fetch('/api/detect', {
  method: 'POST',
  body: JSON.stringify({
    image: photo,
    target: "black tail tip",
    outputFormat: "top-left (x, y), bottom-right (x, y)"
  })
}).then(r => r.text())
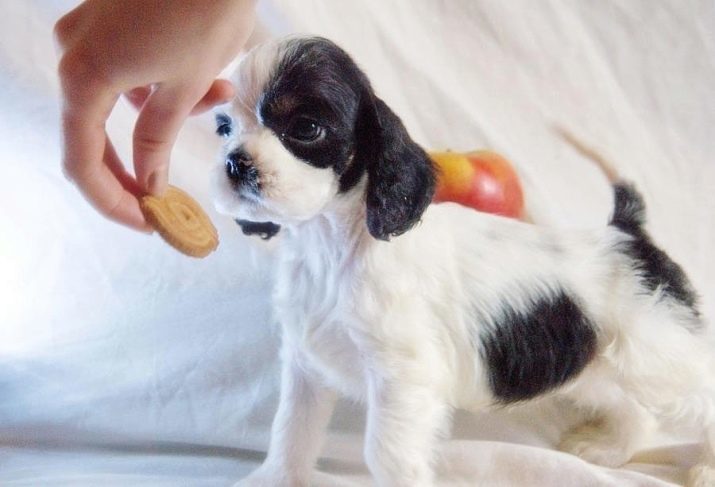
top-left (610, 183), bottom-right (646, 234)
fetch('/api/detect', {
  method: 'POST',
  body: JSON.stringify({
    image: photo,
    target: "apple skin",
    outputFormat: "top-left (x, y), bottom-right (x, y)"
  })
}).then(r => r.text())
top-left (429, 150), bottom-right (524, 219)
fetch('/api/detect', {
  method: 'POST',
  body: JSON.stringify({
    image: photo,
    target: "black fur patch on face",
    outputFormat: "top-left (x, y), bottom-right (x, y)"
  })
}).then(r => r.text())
top-left (257, 37), bottom-right (435, 240)
top-left (609, 183), bottom-right (700, 317)
top-left (235, 219), bottom-right (281, 240)
top-left (258, 37), bottom-right (367, 191)
top-left (480, 289), bottom-right (597, 404)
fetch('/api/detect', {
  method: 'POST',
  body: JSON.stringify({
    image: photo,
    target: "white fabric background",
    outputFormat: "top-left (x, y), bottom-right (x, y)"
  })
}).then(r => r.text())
top-left (1, 1), bottom-right (713, 485)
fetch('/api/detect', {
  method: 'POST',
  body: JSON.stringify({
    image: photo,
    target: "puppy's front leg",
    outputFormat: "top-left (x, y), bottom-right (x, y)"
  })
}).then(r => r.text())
top-left (364, 368), bottom-right (449, 487)
top-left (238, 347), bottom-right (337, 487)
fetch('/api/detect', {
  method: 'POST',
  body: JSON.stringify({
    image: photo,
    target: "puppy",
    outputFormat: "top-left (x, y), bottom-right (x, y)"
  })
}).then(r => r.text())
top-left (213, 36), bottom-right (715, 487)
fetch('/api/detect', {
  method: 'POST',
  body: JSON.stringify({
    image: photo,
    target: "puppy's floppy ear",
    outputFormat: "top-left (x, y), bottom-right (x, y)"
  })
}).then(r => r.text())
top-left (355, 95), bottom-right (436, 241)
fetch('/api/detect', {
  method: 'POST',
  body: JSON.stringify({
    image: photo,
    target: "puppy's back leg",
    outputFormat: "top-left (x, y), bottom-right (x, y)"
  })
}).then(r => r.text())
top-left (558, 364), bottom-right (657, 468)
top-left (603, 306), bottom-right (715, 486)
top-left (688, 422), bottom-right (715, 487)
top-left (658, 387), bottom-right (715, 487)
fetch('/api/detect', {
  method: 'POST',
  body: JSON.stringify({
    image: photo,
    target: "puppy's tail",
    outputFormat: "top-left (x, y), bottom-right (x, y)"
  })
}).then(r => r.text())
top-left (567, 132), bottom-right (705, 322)
top-left (609, 183), bottom-right (647, 235)
top-left (553, 126), bottom-right (647, 235)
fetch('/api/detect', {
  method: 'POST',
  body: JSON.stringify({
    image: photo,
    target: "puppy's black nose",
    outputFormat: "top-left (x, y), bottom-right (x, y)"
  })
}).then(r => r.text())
top-left (225, 146), bottom-right (258, 186)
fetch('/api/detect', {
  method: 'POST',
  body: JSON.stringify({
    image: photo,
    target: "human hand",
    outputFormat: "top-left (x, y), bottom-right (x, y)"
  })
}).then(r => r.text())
top-left (54, 0), bottom-right (255, 231)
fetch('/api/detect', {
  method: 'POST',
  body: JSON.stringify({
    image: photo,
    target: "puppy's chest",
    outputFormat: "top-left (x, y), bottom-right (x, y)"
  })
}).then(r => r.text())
top-left (274, 253), bottom-right (366, 397)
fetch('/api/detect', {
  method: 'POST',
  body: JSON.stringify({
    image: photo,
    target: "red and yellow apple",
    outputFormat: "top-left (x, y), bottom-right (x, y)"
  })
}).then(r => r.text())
top-left (429, 150), bottom-right (524, 219)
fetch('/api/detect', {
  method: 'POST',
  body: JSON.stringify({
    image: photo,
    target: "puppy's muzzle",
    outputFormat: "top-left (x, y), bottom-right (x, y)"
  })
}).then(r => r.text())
top-left (226, 146), bottom-right (260, 195)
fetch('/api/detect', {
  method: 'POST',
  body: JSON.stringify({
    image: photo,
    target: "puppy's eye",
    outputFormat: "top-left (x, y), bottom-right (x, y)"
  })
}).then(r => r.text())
top-left (285, 117), bottom-right (325, 143)
top-left (215, 113), bottom-right (233, 137)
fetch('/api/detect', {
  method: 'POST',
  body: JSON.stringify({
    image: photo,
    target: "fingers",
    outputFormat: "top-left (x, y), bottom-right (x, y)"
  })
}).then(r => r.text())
top-left (59, 53), bottom-right (150, 231)
top-left (67, 131), bottom-right (151, 232)
top-left (124, 86), bottom-right (152, 111)
top-left (103, 137), bottom-right (145, 198)
top-left (132, 83), bottom-right (201, 196)
top-left (54, 0), bottom-right (254, 233)
top-left (60, 71), bottom-right (231, 232)
top-left (53, 1), bottom-right (86, 48)
top-left (189, 79), bottom-right (235, 115)
top-left (124, 80), bottom-right (233, 115)
top-left (99, 140), bottom-right (153, 231)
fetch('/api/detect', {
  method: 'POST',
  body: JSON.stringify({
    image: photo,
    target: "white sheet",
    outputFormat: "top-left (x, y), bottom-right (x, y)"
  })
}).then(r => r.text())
top-left (1, 0), bottom-right (713, 485)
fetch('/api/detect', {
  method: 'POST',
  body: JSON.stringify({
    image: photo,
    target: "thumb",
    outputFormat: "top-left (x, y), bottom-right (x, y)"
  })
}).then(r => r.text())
top-left (133, 83), bottom-right (203, 195)
top-left (189, 79), bottom-right (235, 115)
top-left (124, 85), bottom-right (152, 111)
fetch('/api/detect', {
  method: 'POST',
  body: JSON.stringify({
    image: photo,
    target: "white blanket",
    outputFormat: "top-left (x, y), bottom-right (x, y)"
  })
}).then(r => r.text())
top-left (1, 0), bottom-right (713, 485)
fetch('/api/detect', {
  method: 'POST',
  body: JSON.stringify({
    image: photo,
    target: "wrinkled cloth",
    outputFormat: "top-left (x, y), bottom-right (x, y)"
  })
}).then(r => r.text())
top-left (1, 0), bottom-right (713, 485)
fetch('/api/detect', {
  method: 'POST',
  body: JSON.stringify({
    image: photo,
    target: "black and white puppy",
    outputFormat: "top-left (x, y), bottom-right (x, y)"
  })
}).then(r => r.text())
top-left (213, 36), bottom-right (715, 487)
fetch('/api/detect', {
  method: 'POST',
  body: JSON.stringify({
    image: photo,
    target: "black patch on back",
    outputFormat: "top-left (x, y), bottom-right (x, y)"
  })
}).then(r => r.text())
top-left (617, 233), bottom-right (700, 313)
top-left (609, 183), bottom-right (700, 315)
top-left (480, 289), bottom-right (597, 403)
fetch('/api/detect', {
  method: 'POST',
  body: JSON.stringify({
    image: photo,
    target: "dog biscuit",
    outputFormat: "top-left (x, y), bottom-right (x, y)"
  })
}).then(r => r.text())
top-left (140, 185), bottom-right (219, 258)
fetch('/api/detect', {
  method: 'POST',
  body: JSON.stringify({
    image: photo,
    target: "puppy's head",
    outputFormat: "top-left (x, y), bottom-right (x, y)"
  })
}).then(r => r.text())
top-left (213, 36), bottom-right (435, 240)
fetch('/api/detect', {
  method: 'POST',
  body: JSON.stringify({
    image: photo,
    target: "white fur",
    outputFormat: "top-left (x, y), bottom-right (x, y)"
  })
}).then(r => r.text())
top-left (213, 127), bottom-right (338, 223)
top-left (217, 38), bottom-right (715, 487)
top-left (213, 40), bottom-right (339, 226)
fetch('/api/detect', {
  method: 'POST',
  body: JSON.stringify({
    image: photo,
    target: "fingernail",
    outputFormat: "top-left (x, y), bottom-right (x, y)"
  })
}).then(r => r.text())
top-left (147, 166), bottom-right (169, 196)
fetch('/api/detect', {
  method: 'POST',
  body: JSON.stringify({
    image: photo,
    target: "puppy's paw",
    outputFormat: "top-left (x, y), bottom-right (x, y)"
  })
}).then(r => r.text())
top-left (687, 465), bottom-right (715, 487)
top-left (558, 423), bottom-right (633, 468)
top-left (234, 466), bottom-right (306, 487)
